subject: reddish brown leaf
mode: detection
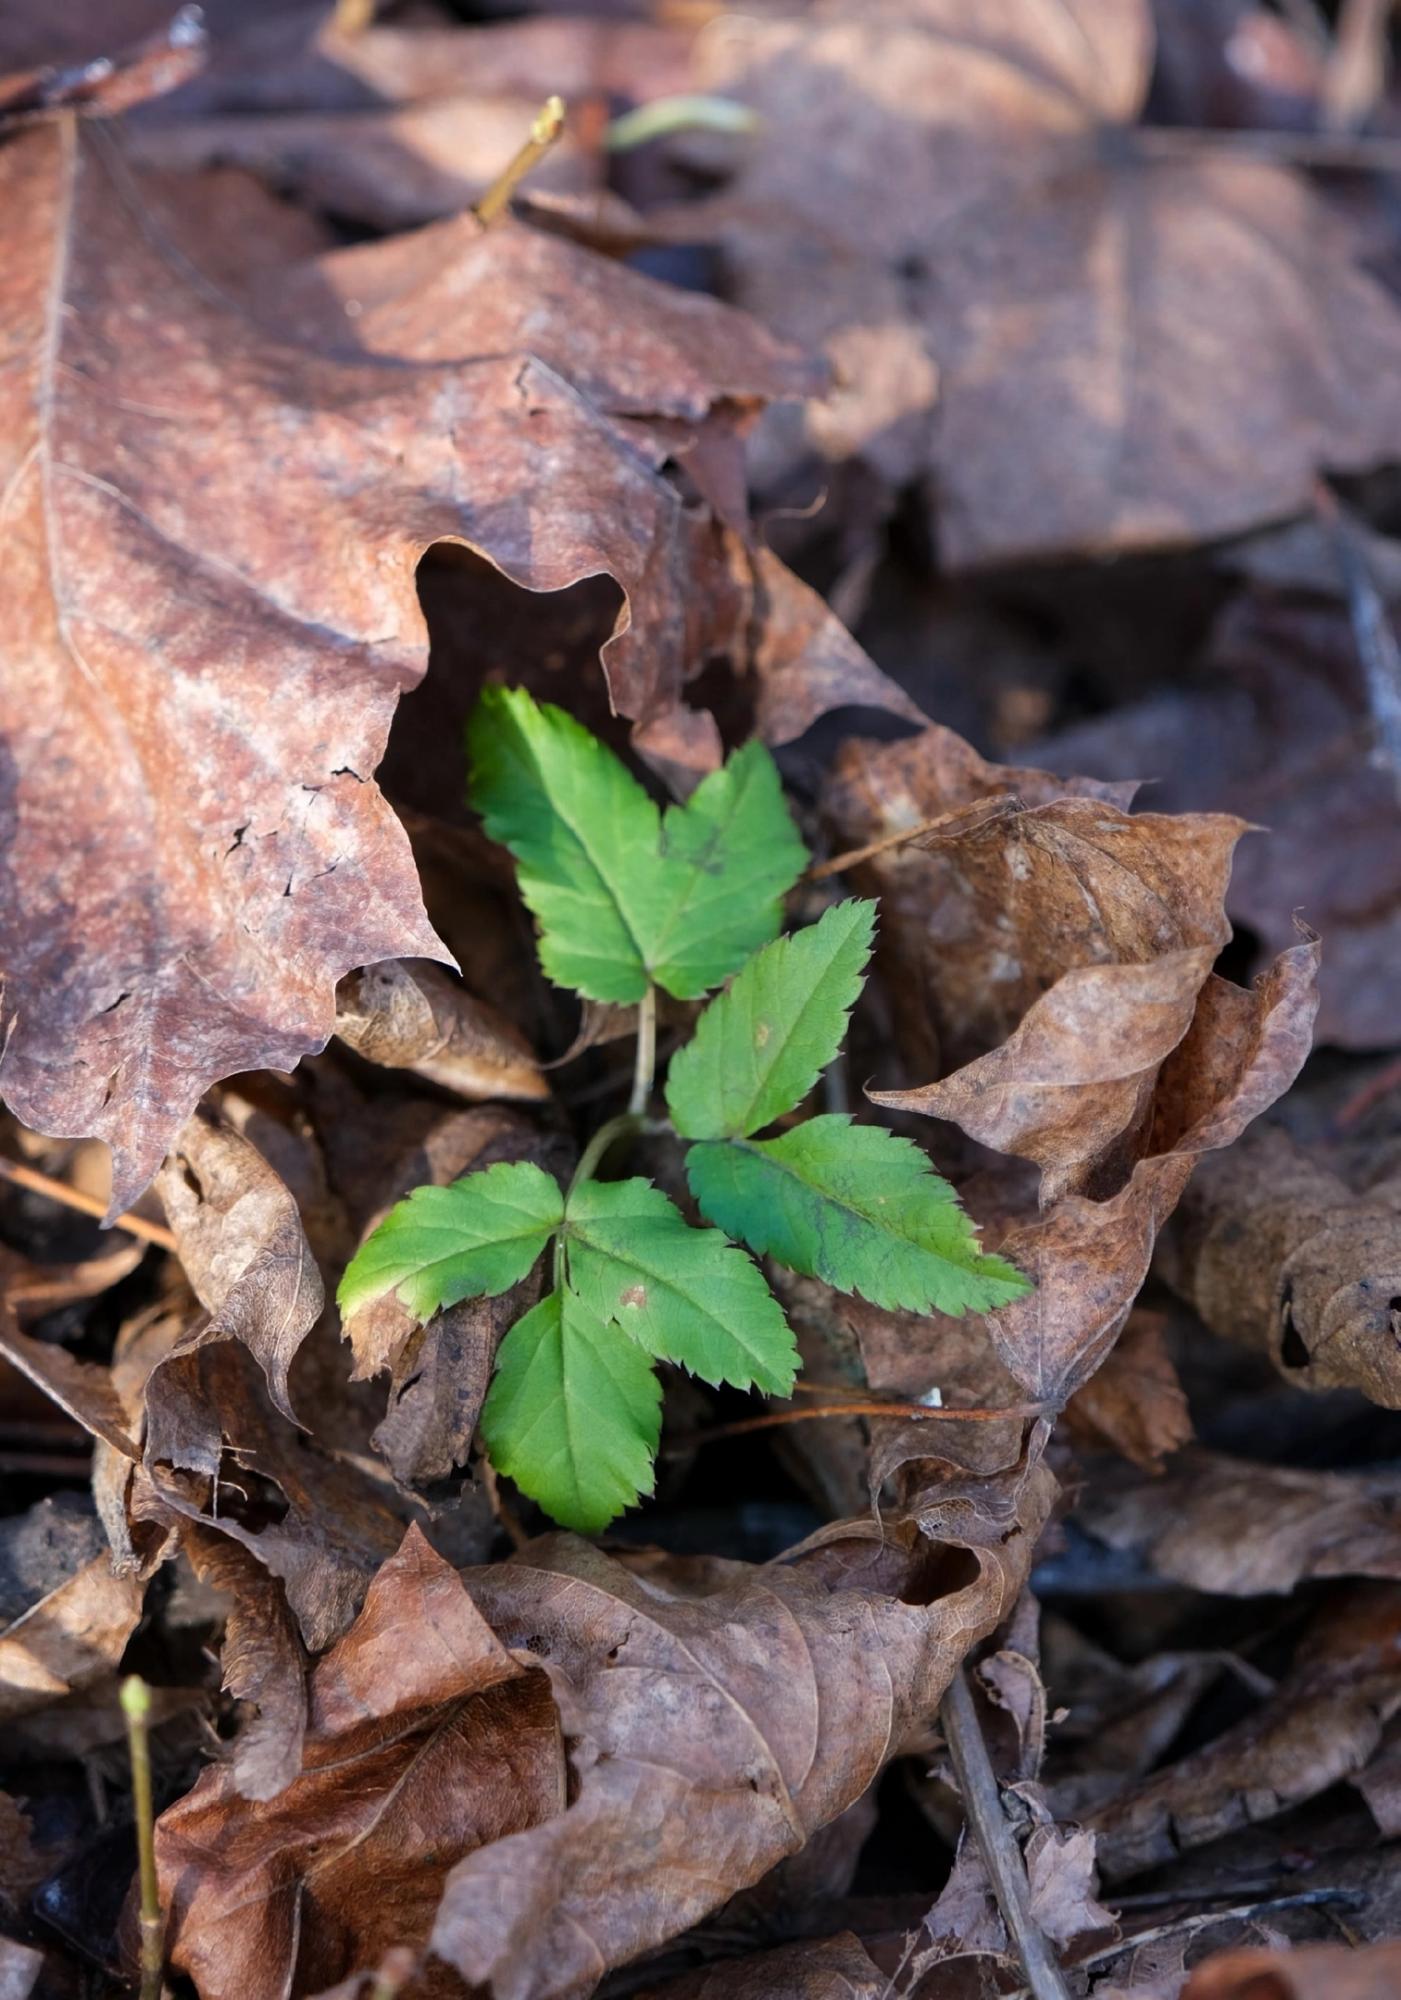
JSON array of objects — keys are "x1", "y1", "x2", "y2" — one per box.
[
  {"x1": 332, "y1": 960, "x2": 546, "y2": 1107},
  {"x1": 182, "y1": 1526, "x2": 307, "y2": 1804},
  {"x1": 1184, "y1": 1940, "x2": 1401, "y2": 2000},
  {"x1": 1063, "y1": 1312, "x2": 1194, "y2": 1472}
]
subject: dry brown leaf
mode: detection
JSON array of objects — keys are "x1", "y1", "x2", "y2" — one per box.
[
  {"x1": 157, "y1": 1525, "x2": 564, "y2": 2000},
  {"x1": 1063, "y1": 1312, "x2": 1194, "y2": 1472},
  {"x1": 332, "y1": 960, "x2": 546, "y2": 1106},
  {"x1": 1162, "y1": 1124, "x2": 1401, "y2": 1408},
  {"x1": 155, "y1": 1109, "x2": 325, "y2": 1427},
  {"x1": 664, "y1": 0, "x2": 1401, "y2": 563},
  {"x1": 1086, "y1": 1584, "x2": 1401, "y2": 1880},
  {"x1": 0, "y1": 1311, "x2": 139, "y2": 1462},
  {"x1": 1075, "y1": 1451, "x2": 1401, "y2": 1596},
  {"x1": 0, "y1": 121, "x2": 863, "y2": 1208},
  {"x1": 0, "y1": 1792, "x2": 41, "y2": 1912},
  {"x1": 182, "y1": 1526, "x2": 307, "y2": 1804},
  {"x1": 634, "y1": 1933, "x2": 887, "y2": 1998},
  {"x1": 1184, "y1": 1939, "x2": 1401, "y2": 1998},
  {"x1": 0, "y1": 1500, "x2": 143, "y2": 1723},
  {"x1": 0, "y1": 1937, "x2": 41, "y2": 2000}
]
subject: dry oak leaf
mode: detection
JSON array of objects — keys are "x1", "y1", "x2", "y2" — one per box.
[
  {"x1": 1162, "y1": 1123, "x2": 1401, "y2": 1408},
  {"x1": 664, "y1": 0, "x2": 1401, "y2": 563},
  {"x1": 1184, "y1": 1940, "x2": 1401, "y2": 2000},
  {"x1": 1075, "y1": 1449, "x2": 1401, "y2": 1596},
  {"x1": 428, "y1": 1448, "x2": 1052, "y2": 2000},
  {"x1": 0, "y1": 120, "x2": 842, "y2": 1209},
  {"x1": 157, "y1": 1524, "x2": 564, "y2": 2000},
  {"x1": 1086, "y1": 1583, "x2": 1401, "y2": 1881}
]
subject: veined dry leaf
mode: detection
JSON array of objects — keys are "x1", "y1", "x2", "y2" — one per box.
[
  {"x1": 1075, "y1": 1451, "x2": 1401, "y2": 1596},
  {"x1": 662, "y1": 0, "x2": 1401, "y2": 563},
  {"x1": 1162, "y1": 1124, "x2": 1401, "y2": 1408},
  {"x1": 1086, "y1": 1584, "x2": 1401, "y2": 1879},
  {"x1": 1184, "y1": 1940, "x2": 1401, "y2": 2000},
  {"x1": 0, "y1": 121, "x2": 861, "y2": 1208},
  {"x1": 157, "y1": 1526, "x2": 564, "y2": 2000},
  {"x1": 0, "y1": 1499, "x2": 143, "y2": 1724},
  {"x1": 333, "y1": 960, "x2": 546, "y2": 1106},
  {"x1": 1063, "y1": 1312, "x2": 1193, "y2": 1472},
  {"x1": 155, "y1": 1109, "x2": 325, "y2": 1427}
]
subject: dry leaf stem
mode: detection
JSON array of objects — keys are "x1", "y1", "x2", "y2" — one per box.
[
  {"x1": 940, "y1": 1665, "x2": 1072, "y2": 2000},
  {"x1": 121, "y1": 1675, "x2": 164, "y2": 2000},
  {"x1": 0, "y1": 1155, "x2": 177, "y2": 1251},
  {"x1": 474, "y1": 96, "x2": 567, "y2": 227}
]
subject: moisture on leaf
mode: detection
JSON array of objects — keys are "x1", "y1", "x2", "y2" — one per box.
[
  {"x1": 480, "y1": 1286, "x2": 662, "y2": 1533},
  {"x1": 666, "y1": 899, "x2": 876, "y2": 1141},
  {"x1": 686, "y1": 1115, "x2": 1031, "y2": 1316},
  {"x1": 468, "y1": 686, "x2": 806, "y2": 1004},
  {"x1": 564, "y1": 1177, "x2": 798, "y2": 1396},
  {"x1": 336, "y1": 1160, "x2": 564, "y2": 1323}
]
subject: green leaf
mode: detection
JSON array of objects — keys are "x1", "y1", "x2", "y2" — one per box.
[
  {"x1": 468, "y1": 684, "x2": 667, "y2": 1003},
  {"x1": 468, "y1": 687, "x2": 808, "y2": 1004},
  {"x1": 686, "y1": 1116, "x2": 1031, "y2": 1315},
  {"x1": 651, "y1": 739, "x2": 808, "y2": 998},
  {"x1": 564, "y1": 1177, "x2": 797, "y2": 1395},
  {"x1": 336, "y1": 1161, "x2": 563, "y2": 1324},
  {"x1": 666, "y1": 900, "x2": 876, "y2": 1140},
  {"x1": 480, "y1": 1286, "x2": 661, "y2": 1533}
]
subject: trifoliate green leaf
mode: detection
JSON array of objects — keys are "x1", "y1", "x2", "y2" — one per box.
[
  {"x1": 336, "y1": 1161, "x2": 563, "y2": 1324},
  {"x1": 480, "y1": 1286, "x2": 661, "y2": 1533},
  {"x1": 468, "y1": 685, "x2": 668, "y2": 1003},
  {"x1": 564, "y1": 1177, "x2": 797, "y2": 1395},
  {"x1": 468, "y1": 687, "x2": 808, "y2": 1005},
  {"x1": 666, "y1": 900, "x2": 876, "y2": 1140},
  {"x1": 686, "y1": 1116, "x2": 1031, "y2": 1315},
  {"x1": 651, "y1": 739, "x2": 808, "y2": 998}
]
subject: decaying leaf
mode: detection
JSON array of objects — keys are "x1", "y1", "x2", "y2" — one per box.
[
  {"x1": 1063, "y1": 1311, "x2": 1194, "y2": 1472},
  {"x1": 634, "y1": 1933, "x2": 887, "y2": 1998},
  {"x1": 181, "y1": 1526, "x2": 307, "y2": 1804},
  {"x1": 1184, "y1": 1940, "x2": 1401, "y2": 1999},
  {"x1": 333, "y1": 960, "x2": 547, "y2": 1105},
  {"x1": 663, "y1": 0, "x2": 1401, "y2": 563},
  {"x1": 0, "y1": 1498, "x2": 143, "y2": 1723},
  {"x1": 1163, "y1": 1123, "x2": 1401, "y2": 1408}
]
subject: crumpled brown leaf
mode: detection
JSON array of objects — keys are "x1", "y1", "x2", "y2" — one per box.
[
  {"x1": 0, "y1": 118, "x2": 877, "y2": 1208},
  {"x1": 1184, "y1": 1940, "x2": 1401, "y2": 2000},
  {"x1": 155, "y1": 1109, "x2": 325, "y2": 1427},
  {"x1": 0, "y1": 1497, "x2": 143, "y2": 1723},
  {"x1": 157, "y1": 1525, "x2": 564, "y2": 2000},
  {"x1": 1075, "y1": 1451, "x2": 1401, "y2": 1596},
  {"x1": 1162, "y1": 1123, "x2": 1401, "y2": 1408},
  {"x1": 1086, "y1": 1584, "x2": 1401, "y2": 1880},
  {"x1": 332, "y1": 960, "x2": 546, "y2": 1106},
  {"x1": 1062, "y1": 1311, "x2": 1194, "y2": 1472},
  {"x1": 662, "y1": 0, "x2": 1401, "y2": 564},
  {"x1": 181, "y1": 1525, "x2": 307, "y2": 1804}
]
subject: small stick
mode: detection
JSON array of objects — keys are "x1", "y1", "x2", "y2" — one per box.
[
  {"x1": 475, "y1": 97, "x2": 567, "y2": 228},
  {"x1": 808, "y1": 798, "x2": 1019, "y2": 881},
  {"x1": 121, "y1": 1675, "x2": 164, "y2": 2000},
  {"x1": 940, "y1": 1665, "x2": 1072, "y2": 2000},
  {"x1": 0, "y1": 1156, "x2": 177, "y2": 1251},
  {"x1": 667, "y1": 1399, "x2": 1046, "y2": 1452}
]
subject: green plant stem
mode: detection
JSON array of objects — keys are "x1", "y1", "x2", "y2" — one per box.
[
  {"x1": 629, "y1": 984, "x2": 656, "y2": 1118},
  {"x1": 121, "y1": 1675, "x2": 163, "y2": 2000}
]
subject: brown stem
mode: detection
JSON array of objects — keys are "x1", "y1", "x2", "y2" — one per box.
[
  {"x1": 940, "y1": 1665, "x2": 1072, "y2": 2000},
  {"x1": 0, "y1": 1156, "x2": 176, "y2": 1251},
  {"x1": 808, "y1": 798, "x2": 1019, "y2": 881},
  {"x1": 475, "y1": 96, "x2": 567, "y2": 227},
  {"x1": 667, "y1": 1399, "x2": 1046, "y2": 1452}
]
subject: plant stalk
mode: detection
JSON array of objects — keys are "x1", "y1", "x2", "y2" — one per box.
[
  {"x1": 474, "y1": 96, "x2": 566, "y2": 227},
  {"x1": 121, "y1": 1675, "x2": 164, "y2": 2000},
  {"x1": 629, "y1": 984, "x2": 657, "y2": 1118},
  {"x1": 940, "y1": 1665, "x2": 1072, "y2": 2000}
]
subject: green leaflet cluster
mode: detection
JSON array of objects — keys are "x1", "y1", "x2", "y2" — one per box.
[{"x1": 338, "y1": 689, "x2": 1030, "y2": 1533}]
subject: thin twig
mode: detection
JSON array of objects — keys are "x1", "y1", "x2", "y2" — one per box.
[
  {"x1": 940, "y1": 1666, "x2": 1072, "y2": 2000},
  {"x1": 667, "y1": 1400, "x2": 1047, "y2": 1453},
  {"x1": 121, "y1": 1676, "x2": 164, "y2": 2000},
  {"x1": 0, "y1": 1155, "x2": 177, "y2": 1251},
  {"x1": 474, "y1": 96, "x2": 567, "y2": 228},
  {"x1": 808, "y1": 798, "x2": 1019, "y2": 881}
]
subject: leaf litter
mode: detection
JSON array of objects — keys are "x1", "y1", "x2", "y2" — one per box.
[{"x1": 2, "y1": 1, "x2": 1401, "y2": 1996}]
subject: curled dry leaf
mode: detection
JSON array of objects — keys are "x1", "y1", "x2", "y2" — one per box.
[
  {"x1": 1162, "y1": 1124, "x2": 1401, "y2": 1408},
  {"x1": 663, "y1": 0, "x2": 1401, "y2": 563},
  {"x1": 1075, "y1": 1450, "x2": 1401, "y2": 1596},
  {"x1": 1062, "y1": 1311, "x2": 1193, "y2": 1472},
  {"x1": 1184, "y1": 1940, "x2": 1401, "y2": 2000},
  {"x1": 0, "y1": 119, "x2": 874, "y2": 1208},
  {"x1": 155, "y1": 1109, "x2": 325, "y2": 1426},
  {"x1": 157, "y1": 1526, "x2": 564, "y2": 2000},
  {"x1": 1086, "y1": 1584, "x2": 1401, "y2": 1879},
  {"x1": 333, "y1": 960, "x2": 546, "y2": 1106},
  {"x1": 0, "y1": 1498, "x2": 143, "y2": 1724},
  {"x1": 181, "y1": 1526, "x2": 307, "y2": 1804}
]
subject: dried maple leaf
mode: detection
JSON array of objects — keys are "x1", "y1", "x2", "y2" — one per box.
[
  {"x1": 1163, "y1": 1123, "x2": 1401, "y2": 1407},
  {"x1": 0, "y1": 120, "x2": 871, "y2": 1208},
  {"x1": 157, "y1": 1526, "x2": 565, "y2": 2000},
  {"x1": 661, "y1": 0, "x2": 1401, "y2": 563}
]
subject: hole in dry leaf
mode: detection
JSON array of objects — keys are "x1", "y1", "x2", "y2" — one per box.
[{"x1": 896, "y1": 1542, "x2": 981, "y2": 1607}]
